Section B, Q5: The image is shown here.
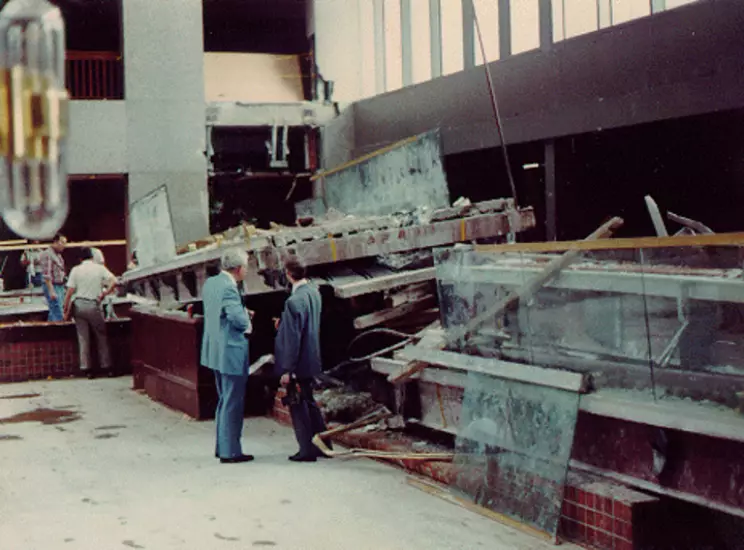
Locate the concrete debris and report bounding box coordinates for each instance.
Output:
[318,388,380,423]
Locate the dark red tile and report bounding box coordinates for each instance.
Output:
[614,537,634,550]
[595,529,614,550]
[577,489,588,506]
[613,501,633,522]
[596,512,613,532]
[614,518,633,541]
[597,496,613,515]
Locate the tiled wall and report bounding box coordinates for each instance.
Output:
[561,473,658,550]
[0,321,131,382]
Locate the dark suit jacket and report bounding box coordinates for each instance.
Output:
[274,282,322,379]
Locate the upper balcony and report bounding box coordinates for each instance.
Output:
[66,51,124,100]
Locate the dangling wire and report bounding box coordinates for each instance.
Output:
[473,7,519,208]
[473,6,536,364]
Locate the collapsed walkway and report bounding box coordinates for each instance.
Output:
[0,378,576,550]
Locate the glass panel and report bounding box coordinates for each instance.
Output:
[511,0,539,54]
[611,0,651,25]
[454,373,580,538]
[411,0,432,84]
[441,0,464,75]
[564,0,599,39]
[384,0,404,91]
[435,240,744,412]
[473,0,499,65]
[638,245,744,380]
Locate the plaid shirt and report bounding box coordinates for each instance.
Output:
[40,248,66,285]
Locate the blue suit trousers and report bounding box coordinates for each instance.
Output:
[214,371,248,459]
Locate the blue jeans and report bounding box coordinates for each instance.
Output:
[43,283,65,322]
[29,273,42,288]
[213,371,248,459]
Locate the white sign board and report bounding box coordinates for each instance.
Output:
[129,186,177,269]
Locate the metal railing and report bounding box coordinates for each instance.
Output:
[65,51,124,100]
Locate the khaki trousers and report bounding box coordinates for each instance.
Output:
[73,299,111,371]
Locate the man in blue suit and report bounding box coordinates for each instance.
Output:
[201,248,254,464]
[275,256,330,462]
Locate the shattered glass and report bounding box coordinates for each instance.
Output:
[454,374,580,538]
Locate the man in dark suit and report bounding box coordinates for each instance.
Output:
[275,256,329,462]
[201,248,254,464]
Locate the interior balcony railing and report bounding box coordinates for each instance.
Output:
[65,51,124,100]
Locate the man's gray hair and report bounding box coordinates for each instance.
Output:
[91,248,105,265]
[220,248,248,271]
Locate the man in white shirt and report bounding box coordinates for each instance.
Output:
[62,248,117,378]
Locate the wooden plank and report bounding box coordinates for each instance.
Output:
[0,239,127,252]
[388,360,429,384]
[335,267,436,298]
[354,295,436,330]
[397,347,586,393]
[406,477,555,543]
[310,135,420,181]
[475,231,744,254]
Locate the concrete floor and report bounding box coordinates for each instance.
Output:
[0,378,576,550]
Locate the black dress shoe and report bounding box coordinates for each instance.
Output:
[289,453,316,463]
[84,370,97,380]
[220,454,255,464]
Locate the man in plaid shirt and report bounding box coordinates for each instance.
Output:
[39,234,68,322]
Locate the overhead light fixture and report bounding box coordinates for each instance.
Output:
[0,0,69,239]
[522,162,540,170]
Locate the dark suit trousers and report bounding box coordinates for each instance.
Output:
[288,379,328,457]
[214,371,248,459]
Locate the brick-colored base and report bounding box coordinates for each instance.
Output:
[271,392,658,548]
[0,321,131,382]
[561,472,658,550]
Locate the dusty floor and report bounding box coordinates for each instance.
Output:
[0,378,575,550]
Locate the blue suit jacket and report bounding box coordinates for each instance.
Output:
[275,283,323,379]
[200,271,251,376]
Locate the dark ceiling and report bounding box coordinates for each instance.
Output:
[203,0,309,54]
[52,0,121,51]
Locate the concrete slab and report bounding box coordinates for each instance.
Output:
[0,379,577,550]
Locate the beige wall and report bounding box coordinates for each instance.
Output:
[204,53,304,103]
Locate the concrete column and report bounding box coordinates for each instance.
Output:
[462,0,475,69]
[498,0,512,58]
[650,0,666,14]
[598,0,613,28]
[401,0,413,86]
[539,0,553,51]
[429,0,443,78]
[374,0,386,93]
[122,0,208,247]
